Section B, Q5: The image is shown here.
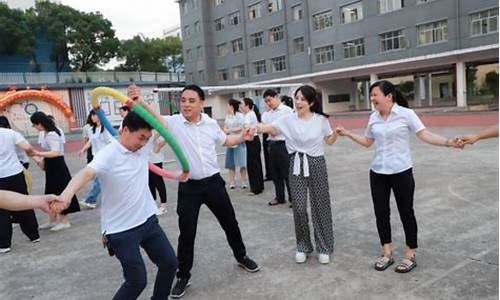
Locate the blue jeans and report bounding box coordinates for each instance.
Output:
[107,215,178,300]
[85,178,101,204]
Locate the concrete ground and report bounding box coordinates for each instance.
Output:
[0,126,498,300]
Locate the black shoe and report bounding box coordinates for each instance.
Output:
[237,256,260,273]
[170,277,191,299]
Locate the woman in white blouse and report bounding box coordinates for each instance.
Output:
[224,99,248,189]
[336,80,461,273]
[30,112,80,231]
[257,85,337,264]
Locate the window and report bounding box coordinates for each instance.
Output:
[214,0,224,6]
[248,2,262,20]
[271,56,286,72]
[216,43,227,56]
[293,37,305,54]
[250,31,264,48]
[194,21,200,33]
[181,2,189,15]
[292,4,303,21]
[185,49,192,61]
[380,30,406,52]
[268,0,283,14]
[217,69,229,81]
[341,1,363,24]
[193,0,199,9]
[229,11,240,26]
[378,0,404,14]
[417,20,448,45]
[314,45,334,64]
[313,10,333,31]
[198,70,205,82]
[232,38,244,53]
[184,25,191,37]
[214,17,225,31]
[269,25,284,43]
[232,65,246,79]
[253,60,266,75]
[196,46,204,58]
[343,38,365,58]
[470,8,498,36]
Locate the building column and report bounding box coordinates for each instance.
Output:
[365,81,371,110]
[456,61,467,107]
[369,74,378,110]
[427,73,433,106]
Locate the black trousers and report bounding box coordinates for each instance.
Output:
[245,136,264,194]
[269,141,291,203]
[262,133,272,180]
[370,168,418,249]
[176,173,247,279]
[0,172,39,248]
[148,162,167,203]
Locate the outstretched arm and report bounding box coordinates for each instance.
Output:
[416,129,461,148]
[335,125,374,148]
[458,124,499,145]
[127,84,169,129]
[0,190,56,214]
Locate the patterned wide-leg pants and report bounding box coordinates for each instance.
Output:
[289,154,334,254]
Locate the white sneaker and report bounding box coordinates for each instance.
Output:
[157,205,167,216]
[31,238,41,243]
[50,222,71,232]
[0,247,11,253]
[295,252,307,264]
[39,222,58,230]
[318,254,330,264]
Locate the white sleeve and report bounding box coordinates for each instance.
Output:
[321,116,334,137]
[214,123,227,146]
[407,110,426,133]
[271,115,287,136]
[12,130,27,145]
[88,150,111,175]
[364,114,375,138]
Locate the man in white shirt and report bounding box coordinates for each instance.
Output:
[149,85,260,299]
[261,89,293,206]
[55,109,177,300]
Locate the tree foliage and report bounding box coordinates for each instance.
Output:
[0,3,35,57]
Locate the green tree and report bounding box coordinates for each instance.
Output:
[0,3,35,57]
[117,35,182,72]
[27,1,119,71]
[483,71,499,97]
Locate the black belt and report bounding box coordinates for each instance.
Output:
[185,173,220,185]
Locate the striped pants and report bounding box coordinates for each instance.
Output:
[289,154,334,254]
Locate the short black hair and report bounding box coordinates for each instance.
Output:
[119,105,130,112]
[182,84,205,100]
[122,111,152,132]
[263,89,278,98]
[0,116,11,128]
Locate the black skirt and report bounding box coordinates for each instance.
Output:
[44,156,80,215]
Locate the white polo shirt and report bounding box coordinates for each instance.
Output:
[40,132,65,155]
[261,104,293,141]
[87,126,113,156]
[38,127,65,144]
[0,128,26,178]
[164,113,227,180]
[272,113,333,177]
[88,139,158,234]
[365,103,426,175]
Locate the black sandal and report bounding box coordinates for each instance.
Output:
[374,255,394,271]
[395,256,417,273]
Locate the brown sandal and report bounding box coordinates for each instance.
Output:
[395,256,417,273]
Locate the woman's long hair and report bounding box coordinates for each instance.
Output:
[0,116,11,128]
[242,98,261,122]
[30,111,61,136]
[294,85,329,118]
[88,110,104,134]
[228,99,240,114]
[369,80,409,108]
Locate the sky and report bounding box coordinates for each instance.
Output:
[59,0,181,40]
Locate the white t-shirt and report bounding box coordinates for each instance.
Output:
[88,139,158,234]
[87,126,113,156]
[38,127,65,144]
[164,113,227,180]
[244,111,259,136]
[41,131,65,155]
[261,104,293,141]
[272,113,333,177]
[365,103,426,175]
[0,128,27,178]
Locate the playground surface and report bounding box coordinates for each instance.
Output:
[0,113,498,299]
